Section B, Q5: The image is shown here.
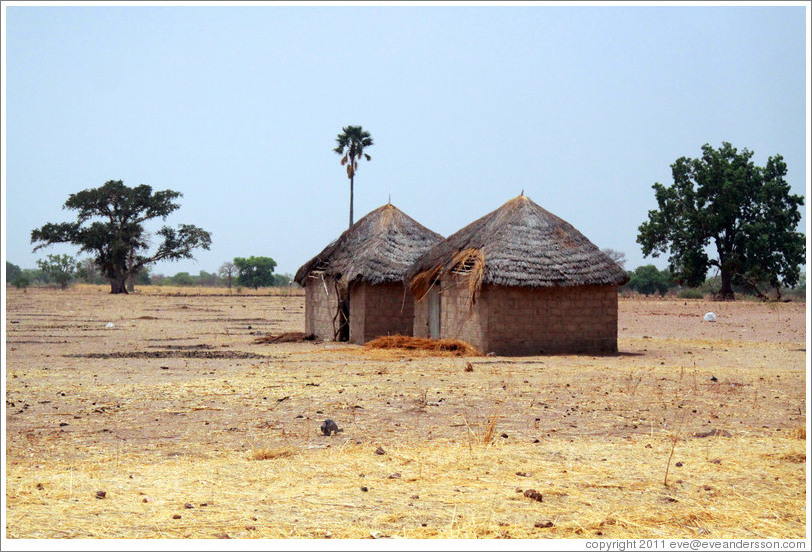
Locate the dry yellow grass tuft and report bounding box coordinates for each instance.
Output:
[248,446,297,461]
[462,407,502,445]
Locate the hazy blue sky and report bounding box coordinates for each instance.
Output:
[2,2,808,279]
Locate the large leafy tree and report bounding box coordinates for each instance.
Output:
[31,180,212,294]
[637,143,805,300]
[334,125,373,227]
[233,256,277,289]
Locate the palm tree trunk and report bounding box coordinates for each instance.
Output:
[349,174,354,228]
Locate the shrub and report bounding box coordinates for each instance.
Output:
[11,275,31,289]
[677,288,704,299]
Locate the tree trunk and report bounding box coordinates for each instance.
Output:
[349,175,354,228]
[742,277,770,301]
[110,274,128,294]
[717,269,735,300]
[126,250,135,292]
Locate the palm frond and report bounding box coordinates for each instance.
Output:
[335,125,374,179]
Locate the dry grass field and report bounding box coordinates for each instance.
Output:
[3,285,807,540]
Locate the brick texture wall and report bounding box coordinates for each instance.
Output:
[480,284,618,355]
[304,276,340,340]
[413,293,430,338]
[349,282,414,344]
[439,275,486,348]
[430,275,618,355]
[348,283,366,343]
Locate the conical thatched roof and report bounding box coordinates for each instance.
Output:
[409,194,629,298]
[295,203,444,287]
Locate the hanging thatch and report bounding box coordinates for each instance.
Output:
[409,194,629,301]
[295,203,444,288]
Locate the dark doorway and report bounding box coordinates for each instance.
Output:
[338,296,350,342]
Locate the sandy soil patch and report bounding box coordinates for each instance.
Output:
[4,287,807,539]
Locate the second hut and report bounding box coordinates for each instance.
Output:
[295,203,444,344]
[408,194,629,355]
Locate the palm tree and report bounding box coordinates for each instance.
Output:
[334,125,374,227]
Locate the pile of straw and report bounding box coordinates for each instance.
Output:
[364,335,483,357]
[254,332,316,344]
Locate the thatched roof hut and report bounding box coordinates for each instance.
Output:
[296,203,444,288]
[296,203,443,344]
[410,194,628,299]
[409,194,628,355]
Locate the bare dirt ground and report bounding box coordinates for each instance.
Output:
[3,286,807,540]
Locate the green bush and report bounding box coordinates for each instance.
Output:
[11,275,31,289]
[624,265,675,296]
[677,288,704,299]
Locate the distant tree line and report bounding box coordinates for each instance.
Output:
[620,264,805,301]
[599,247,804,301]
[8,255,803,300]
[150,257,294,289]
[6,257,93,289]
[6,258,295,291]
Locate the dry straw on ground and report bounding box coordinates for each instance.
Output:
[4,288,807,539]
[5,434,806,539]
[364,335,484,357]
[254,331,317,344]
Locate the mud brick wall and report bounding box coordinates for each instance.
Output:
[348,283,367,343]
[349,282,414,344]
[481,284,619,355]
[436,277,618,355]
[439,275,487,349]
[304,277,340,340]
[412,294,430,338]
